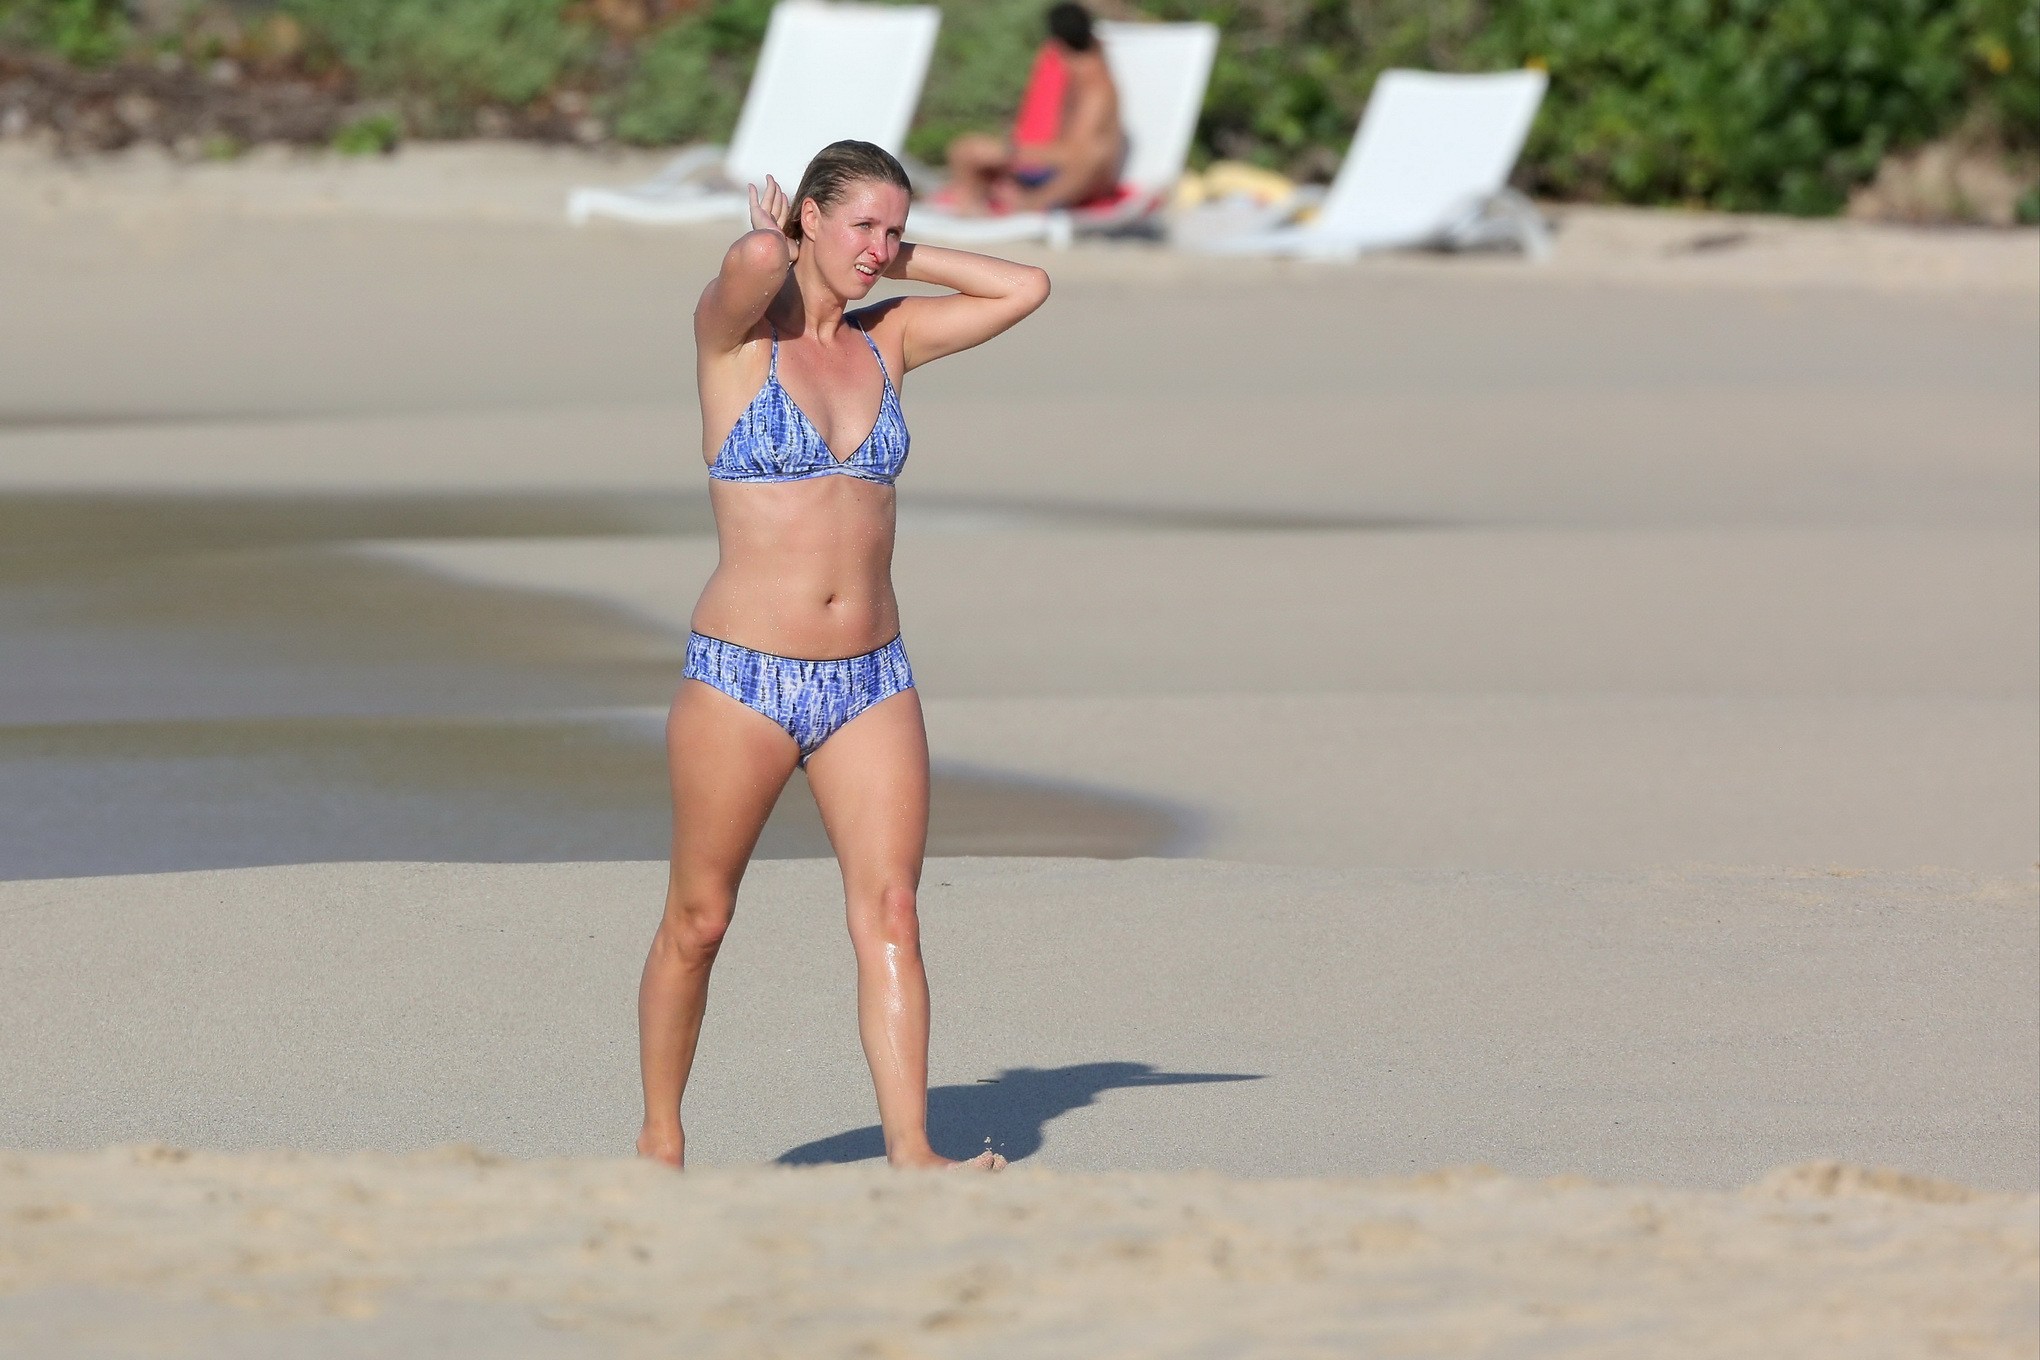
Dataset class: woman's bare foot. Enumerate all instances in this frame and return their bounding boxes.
[636,1125,683,1169]
[950,1149,1007,1171]
[887,1147,1006,1171]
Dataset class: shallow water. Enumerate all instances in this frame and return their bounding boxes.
[0,491,1192,879]
[1,716,1185,878]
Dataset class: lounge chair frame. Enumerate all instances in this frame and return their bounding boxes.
[568,0,940,228]
[1190,69,1551,261]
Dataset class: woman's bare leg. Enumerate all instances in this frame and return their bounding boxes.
[804,689,1001,1170]
[944,134,1011,215]
[637,680,799,1168]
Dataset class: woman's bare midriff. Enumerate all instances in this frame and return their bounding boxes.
[689,474,900,659]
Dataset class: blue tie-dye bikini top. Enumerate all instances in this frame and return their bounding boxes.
[709,320,908,486]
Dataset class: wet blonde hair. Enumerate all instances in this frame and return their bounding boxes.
[784,140,912,241]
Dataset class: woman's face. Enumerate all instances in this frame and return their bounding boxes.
[801,179,910,299]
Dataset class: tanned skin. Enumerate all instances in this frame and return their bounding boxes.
[636,173,1049,1171]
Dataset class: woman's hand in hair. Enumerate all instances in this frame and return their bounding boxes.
[747,176,798,258]
[696,179,796,354]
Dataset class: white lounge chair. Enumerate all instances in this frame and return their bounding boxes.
[567,0,939,227]
[905,20,1219,249]
[1190,68,1550,260]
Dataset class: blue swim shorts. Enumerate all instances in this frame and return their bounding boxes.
[682,632,915,764]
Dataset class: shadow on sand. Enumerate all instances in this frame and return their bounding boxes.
[777,1060,1263,1166]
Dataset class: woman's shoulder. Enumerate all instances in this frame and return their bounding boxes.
[849,298,913,374]
[848,297,911,332]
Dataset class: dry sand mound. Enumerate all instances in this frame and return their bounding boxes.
[2,1145,2034,1359]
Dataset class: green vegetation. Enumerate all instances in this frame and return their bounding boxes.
[282,0,594,119]
[331,111,400,154]
[2,0,2033,216]
[607,0,772,147]
[1145,0,1485,178]
[0,0,126,66]
[1474,0,2040,214]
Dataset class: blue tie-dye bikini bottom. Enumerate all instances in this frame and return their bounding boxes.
[682,631,915,764]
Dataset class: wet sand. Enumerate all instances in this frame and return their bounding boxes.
[0,490,1192,875]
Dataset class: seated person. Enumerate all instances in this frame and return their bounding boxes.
[942,2,1125,215]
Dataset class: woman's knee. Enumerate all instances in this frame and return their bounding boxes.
[656,887,735,963]
[849,882,920,950]
[949,135,1003,172]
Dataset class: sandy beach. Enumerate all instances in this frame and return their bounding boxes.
[1,143,2035,1352]
[5,1148,2033,1359]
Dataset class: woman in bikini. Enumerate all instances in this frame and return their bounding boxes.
[637,140,1049,1171]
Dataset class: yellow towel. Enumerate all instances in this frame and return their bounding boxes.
[1172,161,1298,210]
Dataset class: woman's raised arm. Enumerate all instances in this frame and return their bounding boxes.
[884,243,1051,371]
[693,178,797,354]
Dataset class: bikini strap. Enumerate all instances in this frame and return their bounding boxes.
[765,321,779,378]
[854,317,893,385]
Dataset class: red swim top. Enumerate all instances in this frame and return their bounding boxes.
[1011,44,1067,149]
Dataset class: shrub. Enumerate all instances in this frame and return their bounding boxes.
[332,111,400,153]
[0,0,125,66]
[281,0,594,111]
[1142,0,1475,175]
[1137,0,2035,212]
[1964,0,2039,144]
[1471,0,2040,214]
[607,0,773,147]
